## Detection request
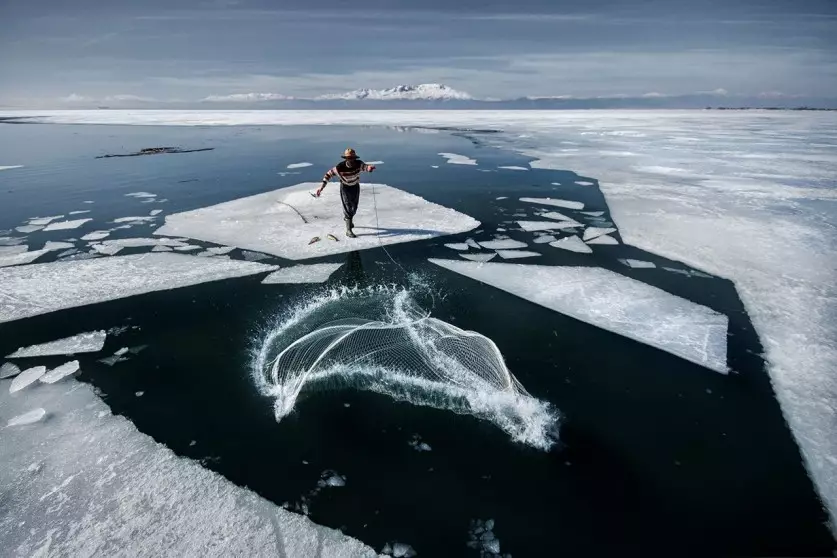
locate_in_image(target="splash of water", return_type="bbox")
[252,285,559,450]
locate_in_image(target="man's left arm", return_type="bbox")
[361,162,376,172]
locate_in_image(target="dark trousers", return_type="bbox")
[340,184,360,220]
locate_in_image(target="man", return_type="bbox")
[315,148,376,238]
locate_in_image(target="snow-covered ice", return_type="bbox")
[174,245,202,251]
[0,247,51,268]
[438,152,477,165]
[0,245,28,257]
[520,197,584,210]
[261,263,344,284]
[40,360,81,384]
[90,243,123,255]
[517,220,580,232]
[583,227,617,241]
[429,260,728,373]
[620,258,656,269]
[155,182,479,261]
[0,253,278,324]
[586,234,619,245]
[15,225,42,233]
[28,215,63,226]
[82,230,111,241]
[444,243,469,251]
[460,253,496,262]
[477,239,527,250]
[7,331,106,358]
[1,362,21,379]
[241,250,272,261]
[549,236,593,253]
[287,162,313,169]
[43,218,91,231]
[6,408,47,427]
[540,211,581,224]
[533,235,557,244]
[150,209,163,216]
[497,250,541,259]
[9,366,47,393]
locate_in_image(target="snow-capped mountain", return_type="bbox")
[315,84,473,101]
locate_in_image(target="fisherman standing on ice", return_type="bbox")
[315,148,376,238]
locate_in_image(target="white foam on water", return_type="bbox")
[154,182,479,261]
[548,236,593,253]
[620,258,657,269]
[445,243,469,251]
[533,235,557,244]
[460,253,496,262]
[28,215,63,226]
[438,152,477,165]
[498,166,528,171]
[1,362,21,379]
[40,360,80,384]
[287,162,313,169]
[429,259,728,373]
[516,221,580,232]
[9,366,47,393]
[477,239,527,250]
[581,211,605,217]
[262,263,344,284]
[43,219,91,231]
[0,377,377,557]
[7,331,106,358]
[586,234,619,245]
[81,230,111,241]
[520,197,585,210]
[0,253,278,324]
[6,408,47,427]
[253,285,560,450]
[497,250,541,260]
[15,225,42,233]
[0,165,23,171]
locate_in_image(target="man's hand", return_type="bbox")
[367,165,376,172]
[315,186,324,197]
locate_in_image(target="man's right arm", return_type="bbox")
[317,167,338,195]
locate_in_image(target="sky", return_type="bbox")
[1,0,836,107]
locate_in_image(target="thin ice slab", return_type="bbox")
[517,221,581,232]
[154,183,479,261]
[497,250,541,259]
[40,360,80,384]
[477,239,527,250]
[459,253,496,262]
[428,260,728,373]
[583,227,617,241]
[586,234,619,245]
[9,366,46,393]
[7,408,46,426]
[7,331,107,358]
[43,218,91,231]
[261,263,344,284]
[498,166,529,171]
[620,259,657,269]
[1,362,21,379]
[520,197,585,210]
[287,162,312,169]
[444,243,469,251]
[438,153,477,165]
[533,235,557,244]
[82,231,111,241]
[549,235,593,253]
[0,253,278,324]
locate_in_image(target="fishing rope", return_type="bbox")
[277,201,308,224]
[370,181,411,277]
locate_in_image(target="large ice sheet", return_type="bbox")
[0,377,376,557]
[0,253,278,324]
[520,197,584,210]
[154,183,479,261]
[7,331,107,358]
[429,260,728,373]
[262,263,344,284]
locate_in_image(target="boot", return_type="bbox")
[345,218,356,238]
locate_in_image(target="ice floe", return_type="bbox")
[0,248,49,268]
[467,519,504,556]
[28,215,63,226]
[43,218,91,231]
[620,258,656,269]
[57,249,79,258]
[549,235,593,253]
[583,227,617,241]
[0,237,25,246]
[539,210,581,223]
[241,250,272,261]
[465,238,481,249]
[408,434,432,452]
[438,152,477,165]
[114,216,155,224]
[520,197,584,210]
[155,182,479,261]
[1,362,21,379]
[382,542,417,557]
[9,366,47,393]
[206,246,235,255]
[126,192,156,198]
[96,237,187,250]
[497,250,541,259]
[496,196,508,200]
[533,235,557,244]
[0,253,278,324]
[576,180,595,186]
[81,230,111,241]
[41,361,81,384]
[445,243,469,251]
[517,221,581,232]
[586,234,619,245]
[69,210,90,215]
[477,239,527,250]
[262,263,344,284]
[0,245,29,257]
[460,252,496,262]
[15,225,42,233]
[174,245,202,251]
[90,243,123,256]
[149,210,163,216]
[151,245,172,252]
[7,408,47,426]
[7,331,106,358]
[0,165,23,171]
[287,162,313,169]
[428,260,728,373]
[581,211,605,217]
[498,165,528,171]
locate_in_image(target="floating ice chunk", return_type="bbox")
[498,165,528,171]
[478,239,527,250]
[0,237,25,246]
[520,197,584,210]
[241,250,272,261]
[444,243,469,251]
[57,249,79,258]
[63,252,100,261]
[539,211,581,223]
[460,252,496,262]
[151,245,172,252]
[43,219,91,231]
[586,234,618,245]
[0,248,50,268]
[391,542,416,557]
[174,245,202,251]
[99,238,186,250]
[581,211,605,217]
[620,258,656,269]
[207,246,235,255]
[0,165,23,171]
[533,235,557,244]
[429,260,728,373]
[155,183,479,261]
[44,241,74,251]
[7,331,106,358]
[0,253,278,324]
[1,362,21,379]
[582,227,617,241]
[69,210,90,215]
[29,216,64,226]
[366,160,384,165]
[15,225,42,233]
[438,152,477,165]
[7,408,46,426]
[465,238,481,249]
[549,236,593,253]
[149,210,163,216]
[9,366,47,393]
[90,243,123,256]
[262,263,344,284]
[115,347,129,356]
[125,192,156,198]
[517,221,580,232]
[496,196,508,200]
[576,180,595,186]
[41,361,80,384]
[497,250,541,259]
[431,165,439,168]
[113,216,155,224]
[82,230,111,241]
[0,245,29,257]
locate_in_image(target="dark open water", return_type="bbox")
[0,122,832,556]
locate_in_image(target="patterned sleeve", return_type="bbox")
[322,166,338,182]
[361,162,373,172]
